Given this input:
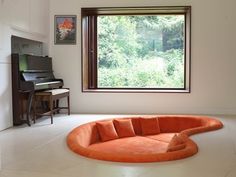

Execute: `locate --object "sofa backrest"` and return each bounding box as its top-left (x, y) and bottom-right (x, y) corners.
top-left (158, 116), bottom-right (204, 133)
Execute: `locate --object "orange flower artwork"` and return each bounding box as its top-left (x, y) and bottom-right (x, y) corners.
top-left (55, 15), bottom-right (76, 44)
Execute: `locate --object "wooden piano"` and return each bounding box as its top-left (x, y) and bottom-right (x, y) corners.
top-left (11, 54), bottom-right (64, 126)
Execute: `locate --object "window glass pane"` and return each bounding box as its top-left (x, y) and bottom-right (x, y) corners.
top-left (97, 15), bottom-right (185, 89)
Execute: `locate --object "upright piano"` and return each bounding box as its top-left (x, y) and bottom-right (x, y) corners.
top-left (12, 54), bottom-right (64, 126)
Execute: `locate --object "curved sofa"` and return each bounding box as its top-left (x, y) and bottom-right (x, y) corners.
top-left (67, 115), bottom-right (223, 163)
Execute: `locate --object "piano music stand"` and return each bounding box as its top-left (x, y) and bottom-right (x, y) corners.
top-left (33, 88), bottom-right (70, 124)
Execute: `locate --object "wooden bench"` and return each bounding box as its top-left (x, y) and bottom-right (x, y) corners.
top-left (33, 88), bottom-right (70, 124)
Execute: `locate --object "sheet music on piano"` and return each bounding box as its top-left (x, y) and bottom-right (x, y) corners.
top-left (11, 54), bottom-right (64, 126)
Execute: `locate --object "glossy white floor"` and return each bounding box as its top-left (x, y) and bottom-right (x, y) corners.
top-left (0, 114), bottom-right (236, 177)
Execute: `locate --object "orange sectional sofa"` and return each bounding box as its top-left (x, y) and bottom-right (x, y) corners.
top-left (67, 115), bottom-right (223, 163)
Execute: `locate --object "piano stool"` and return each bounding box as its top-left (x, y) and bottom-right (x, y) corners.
top-left (33, 88), bottom-right (70, 124)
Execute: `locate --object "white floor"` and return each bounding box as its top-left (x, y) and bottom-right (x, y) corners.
top-left (0, 114), bottom-right (236, 177)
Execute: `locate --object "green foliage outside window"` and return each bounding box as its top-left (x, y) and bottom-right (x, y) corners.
top-left (97, 15), bottom-right (185, 88)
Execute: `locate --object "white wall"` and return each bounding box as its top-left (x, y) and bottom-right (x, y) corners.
top-left (0, 0), bottom-right (49, 130)
top-left (49, 0), bottom-right (236, 115)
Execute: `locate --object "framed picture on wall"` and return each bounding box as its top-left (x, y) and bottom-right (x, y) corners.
top-left (54, 15), bottom-right (77, 44)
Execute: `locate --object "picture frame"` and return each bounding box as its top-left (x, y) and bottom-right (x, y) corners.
top-left (54, 15), bottom-right (77, 45)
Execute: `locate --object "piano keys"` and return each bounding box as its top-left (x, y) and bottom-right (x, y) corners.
top-left (11, 54), bottom-right (64, 126)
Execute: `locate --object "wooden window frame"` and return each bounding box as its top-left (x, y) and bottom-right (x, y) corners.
top-left (82, 6), bottom-right (191, 93)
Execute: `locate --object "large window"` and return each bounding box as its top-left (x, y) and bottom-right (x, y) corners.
top-left (82, 7), bottom-right (191, 92)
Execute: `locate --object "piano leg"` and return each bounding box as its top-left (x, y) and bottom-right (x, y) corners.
top-left (26, 91), bottom-right (34, 126)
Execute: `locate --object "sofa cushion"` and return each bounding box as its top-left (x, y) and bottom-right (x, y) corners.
top-left (167, 134), bottom-right (186, 152)
top-left (168, 144), bottom-right (186, 152)
top-left (88, 136), bottom-right (169, 155)
top-left (114, 119), bottom-right (135, 138)
top-left (96, 121), bottom-right (119, 142)
top-left (140, 118), bottom-right (160, 135)
top-left (131, 118), bottom-right (142, 135)
top-left (146, 133), bottom-right (177, 143)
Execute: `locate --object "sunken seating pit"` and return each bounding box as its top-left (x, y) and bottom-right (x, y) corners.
top-left (67, 115), bottom-right (223, 163)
